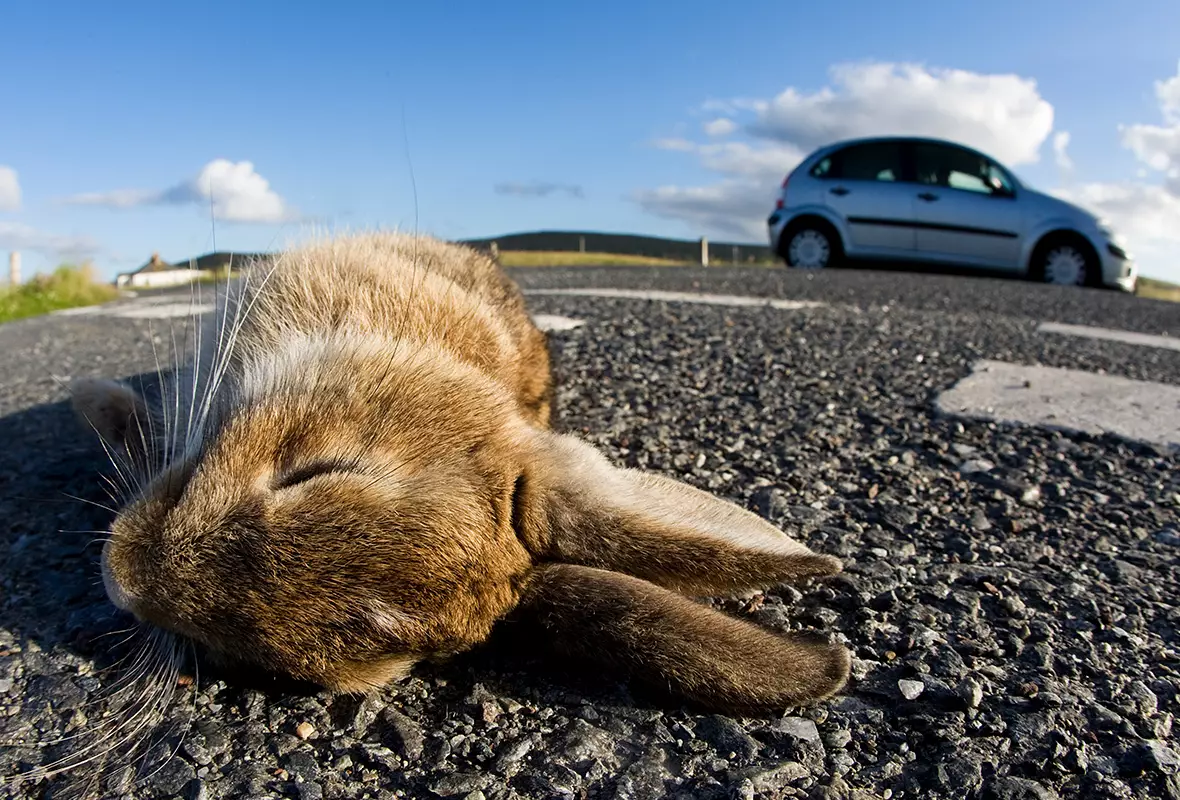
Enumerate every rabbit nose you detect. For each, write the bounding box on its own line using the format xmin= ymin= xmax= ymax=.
xmin=100 ymin=539 xmax=136 ymax=612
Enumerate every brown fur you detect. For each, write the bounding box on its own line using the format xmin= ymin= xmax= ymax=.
xmin=71 ymin=231 xmax=850 ymax=712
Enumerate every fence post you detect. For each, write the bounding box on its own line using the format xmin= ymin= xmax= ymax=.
xmin=8 ymin=251 xmax=19 ymax=285
xmin=579 ymin=236 xmax=585 ymax=253
xmin=700 ymin=237 xmax=709 ymax=267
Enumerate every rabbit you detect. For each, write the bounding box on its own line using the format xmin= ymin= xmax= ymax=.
xmin=69 ymin=230 xmax=851 ymax=716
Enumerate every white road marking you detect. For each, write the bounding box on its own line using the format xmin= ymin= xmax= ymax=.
xmin=531 ymin=314 xmax=586 ymax=331
xmin=50 ymin=306 xmax=102 ymax=316
xmin=109 ymin=303 xmax=216 ymax=319
xmin=1038 ymin=321 xmax=1180 ymax=353
xmin=936 ymin=359 xmax=1180 ymax=451
xmin=53 ymin=297 xmax=580 ymax=329
xmin=525 ymin=288 xmax=824 ymax=310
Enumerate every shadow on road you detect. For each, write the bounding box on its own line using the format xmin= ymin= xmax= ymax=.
xmin=0 ymin=367 xmax=647 ymax=726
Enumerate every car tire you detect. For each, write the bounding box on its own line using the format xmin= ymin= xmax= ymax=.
xmin=1030 ymin=234 xmax=1099 ymax=288
xmin=780 ymin=220 xmax=841 ymax=270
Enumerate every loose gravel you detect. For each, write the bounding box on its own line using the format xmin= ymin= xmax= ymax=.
xmin=1 ymin=266 xmax=1178 ymax=799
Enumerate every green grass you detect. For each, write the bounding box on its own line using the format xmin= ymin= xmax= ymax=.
xmin=1135 ymin=276 xmax=1180 ymax=303
xmin=0 ymin=263 xmax=121 ymax=323
xmin=496 ymin=250 xmax=693 ymax=267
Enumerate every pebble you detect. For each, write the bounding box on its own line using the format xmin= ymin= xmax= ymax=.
xmin=899 ymin=680 xmax=925 ymax=700
xmin=957 ymin=678 xmax=984 ymax=709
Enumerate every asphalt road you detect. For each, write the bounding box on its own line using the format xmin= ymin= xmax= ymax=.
xmin=1 ymin=265 xmax=1179 ymax=800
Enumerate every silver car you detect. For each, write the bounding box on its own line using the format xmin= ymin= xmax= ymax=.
xmin=766 ymin=136 xmax=1138 ymax=292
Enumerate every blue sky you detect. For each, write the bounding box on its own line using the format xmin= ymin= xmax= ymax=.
xmin=3 ymin=1 xmax=1180 ymax=281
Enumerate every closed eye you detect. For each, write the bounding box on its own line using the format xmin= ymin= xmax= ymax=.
xmin=272 ymin=458 xmax=363 ymax=490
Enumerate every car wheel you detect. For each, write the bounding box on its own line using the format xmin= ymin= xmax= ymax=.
xmin=782 ymin=224 xmax=838 ymax=269
xmin=1034 ymin=237 xmax=1097 ymax=287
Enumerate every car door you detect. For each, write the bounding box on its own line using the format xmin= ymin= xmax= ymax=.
xmin=820 ymin=141 xmax=917 ymax=256
xmin=909 ymin=142 xmax=1025 ymax=269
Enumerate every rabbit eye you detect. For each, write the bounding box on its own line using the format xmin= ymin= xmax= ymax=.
xmin=273 ymin=458 xmax=361 ymax=490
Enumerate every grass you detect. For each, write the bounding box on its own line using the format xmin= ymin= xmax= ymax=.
xmin=496 ymin=250 xmax=692 ymax=267
xmin=1135 ymin=276 xmax=1180 ymax=303
xmin=0 ymin=263 xmax=120 ymax=323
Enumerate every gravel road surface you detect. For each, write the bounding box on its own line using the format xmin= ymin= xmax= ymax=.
xmin=1 ymin=265 xmax=1178 ymax=800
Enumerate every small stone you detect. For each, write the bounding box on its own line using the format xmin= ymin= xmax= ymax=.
xmin=1000 ymin=596 xmax=1028 ymax=618
xmin=695 ymin=715 xmax=759 ymax=761
xmin=824 ymin=729 xmax=853 ymax=749
xmin=0 ymin=679 xmax=12 ymax=694
xmin=430 ymin=772 xmax=489 ymax=797
xmin=1142 ymin=741 xmax=1180 ymax=773
xmin=957 ymin=678 xmax=984 ymax=709
xmin=1154 ymin=529 xmax=1180 ymax=546
xmin=1020 ymin=485 xmax=1042 ymax=504
xmin=1126 ymin=680 xmax=1159 ymax=718
xmin=1062 ymin=743 xmax=1089 ymax=773
xmin=984 ymin=776 xmax=1055 ymax=799
xmin=899 ymin=679 xmax=925 ymax=700
xmin=958 ymin=459 xmax=995 ymax=475
xmin=738 ymin=761 xmax=808 ymax=793
xmin=769 ymin=716 xmax=821 ymax=744
xmin=294 ymin=721 xmax=316 ymax=740
xmin=380 ymin=707 xmax=425 ymax=760
xmin=969 ymin=509 xmax=992 ymax=531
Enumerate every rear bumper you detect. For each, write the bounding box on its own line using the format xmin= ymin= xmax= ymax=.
xmin=767 ymin=212 xmax=786 ymax=254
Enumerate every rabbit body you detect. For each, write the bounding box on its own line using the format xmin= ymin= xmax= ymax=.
xmin=71 ymin=232 xmax=850 ymax=713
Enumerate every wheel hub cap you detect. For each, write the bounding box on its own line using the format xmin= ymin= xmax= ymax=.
xmin=1045 ymin=247 xmax=1086 ymax=285
xmin=790 ymin=231 xmax=829 ymax=269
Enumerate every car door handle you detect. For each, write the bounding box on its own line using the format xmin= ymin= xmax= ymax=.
xmin=917 ymin=192 xmax=939 ymax=202
xmin=829 ymin=186 xmax=850 ymax=196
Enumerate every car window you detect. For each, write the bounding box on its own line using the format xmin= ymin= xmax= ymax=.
xmin=833 ymin=142 xmax=904 ymax=182
xmin=809 ymin=156 xmax=833 ymax=178
xmin=987 ymin=162 xmax=1015 ymax=193
xmin=913 ymin=143 xmax=1003 ymax=194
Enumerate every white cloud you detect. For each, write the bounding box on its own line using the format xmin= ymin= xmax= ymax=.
xmin=64 ymin=188 xmax=159 ymax=208
xmin=0 ymin=222 xmax=100 ymax=260
xmin=652 ymin=138 xmax=696 ymax=152
xmin=493 ymin=181 xmax=584 ymax=198
xmin=64 ymin=159 xmax=294 ymax=223
xmin=637 ymin=61 xmax=1057 ymax=242
xmin=1054 ymin=61 xmax=1180 ymax=281
xmin=1056 ymin=183 xmax=1180 ymax=245
xmin=636 ymin=180 xmax=778 ymax=241
xmin=747 ymin=62 xmax=1054 ymax=166
xmin=0 ymin=166 xmax=20 ymax=212
xmin=1120 ymin=122 xmax=1180 ymax=191
xmin=703 ymin=118 xmax=737 ymax=137
xmin=695 ymin=141 xmax=807 ymax=179
xmin=1053 ymin=131 xmax=1074 ymax=172
xmin=1156 ymin=60 xmax=1180 ymax=123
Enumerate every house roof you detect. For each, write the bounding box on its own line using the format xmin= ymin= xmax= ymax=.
xmin=131 ymin=252 xmax=191 ymax=275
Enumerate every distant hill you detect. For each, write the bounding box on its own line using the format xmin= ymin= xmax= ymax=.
xmin=164 ymin=230 xmax=776 ymax=272
xmin=174 ymin=251 xmax=277 ymax=271
xmin=460 ymin=230 xmax=775 ymax=264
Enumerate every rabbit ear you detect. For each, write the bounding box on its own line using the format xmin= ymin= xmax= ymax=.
xmin=513 ymin=430 xmax=842 ymax=597
xmin=515 ymin=564 xmax=849 ymax=713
